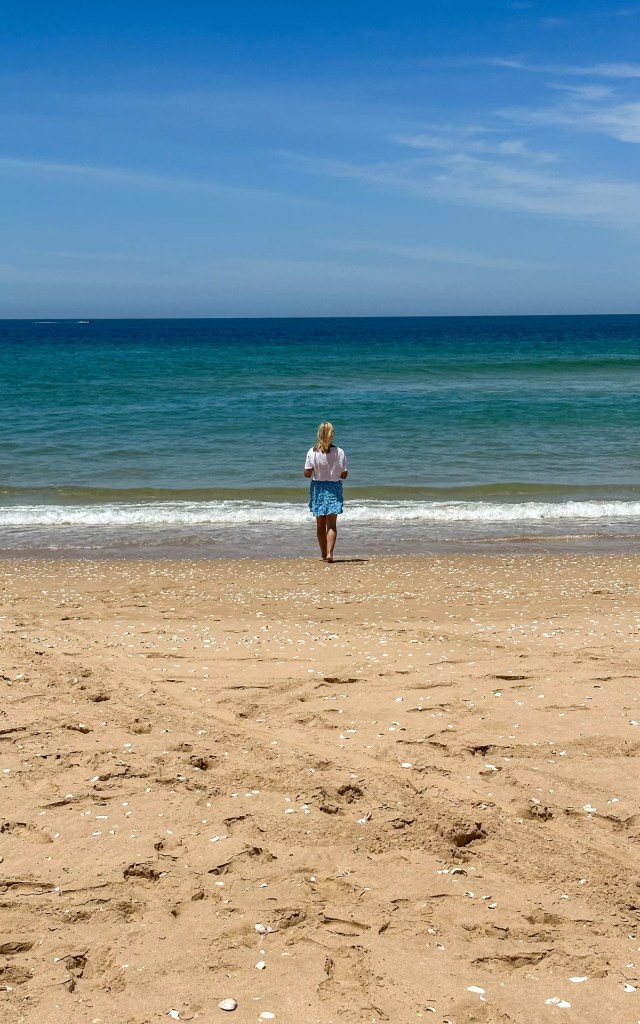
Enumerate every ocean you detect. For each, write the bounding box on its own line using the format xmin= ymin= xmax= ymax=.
xmin=1 ymin=315 xmax=639 ymax=557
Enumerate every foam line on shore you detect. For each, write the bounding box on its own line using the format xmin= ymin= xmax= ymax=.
xmin=3 ymin=498 xmax=640 ymax=527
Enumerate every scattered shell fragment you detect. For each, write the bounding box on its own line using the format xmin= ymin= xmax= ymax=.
xmin=255 ymin=961 xmax=266 ymax=970
xmin=569 ymin=977 xmax=588 ymax=983
xmin=623 ymin=983 xmax=637 ymax=993
xmin=582 ymin=804 xmax=597 ymax=813
xmin=219 ymin=998 xmax=238 ymax=1011
xmin=545 ymin=997 xmax=571 ymax=1008
xmin=467 ymin=986 xmax=485 ymax=995
xmin=258 ymin=1014 xmax=276 ymax=1021
xmin=167 ymin=1012 xmax=180 ymax=1021
xmin=254 ymin=923 xmax=275 ymax=935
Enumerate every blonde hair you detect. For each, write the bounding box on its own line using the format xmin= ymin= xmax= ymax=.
xmin=314 ymin=421 xmax=335 ymax=454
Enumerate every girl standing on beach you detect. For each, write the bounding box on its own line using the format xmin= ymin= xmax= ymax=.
xmin=304 ymin=422 xmax=348 ymax=562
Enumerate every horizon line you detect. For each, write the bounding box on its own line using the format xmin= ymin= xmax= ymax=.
xmin=2 ymin=311 xmax=640 ymax=322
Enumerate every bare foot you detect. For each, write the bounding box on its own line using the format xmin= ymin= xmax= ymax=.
xmin=326 ymin=554 xmax=334 ymax=563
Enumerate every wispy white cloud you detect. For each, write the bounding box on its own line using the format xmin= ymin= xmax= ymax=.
xmin=489 ymin=57 xmax=640 ymax=78
xmin=501 ymin=96 xmax=640 ymax=144
xmin=549 ymin=82 xmax=614 ymax=100
xmin=484 ymin=52 xmax=640 ymax=145
xmin=287 ymin=149 xmax=640 ymax=228
xmin=397 ymin=130 xmax=558 ymax=163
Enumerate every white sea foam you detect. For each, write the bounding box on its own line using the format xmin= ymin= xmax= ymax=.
xmin=2 ymin=499 xmax=640 ymax=528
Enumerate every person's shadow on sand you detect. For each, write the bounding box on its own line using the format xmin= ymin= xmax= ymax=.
xmin=325 ymin=558 xmax=368 ymax=564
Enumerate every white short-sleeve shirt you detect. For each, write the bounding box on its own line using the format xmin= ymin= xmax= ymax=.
xmin=305 ymin=445 xmax=347 ymax=481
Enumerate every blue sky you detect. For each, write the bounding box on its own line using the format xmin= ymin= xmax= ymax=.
xmin=2 ymin=1 xmax=640 ymax=316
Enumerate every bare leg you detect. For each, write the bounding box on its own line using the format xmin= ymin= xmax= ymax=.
xmin=315 ymin=515 xmax=328 ymax=559
xmin=325 ymin=514 xmax=338 ymax=562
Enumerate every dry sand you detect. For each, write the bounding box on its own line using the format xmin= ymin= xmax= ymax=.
xmin=1 ymin=554 xmax=639 ymax=1024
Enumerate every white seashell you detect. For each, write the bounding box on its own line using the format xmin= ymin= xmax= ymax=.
xmin=557 ymin=1001 xmax=571 ymax=1009
xmin=623 ymin=983 xmax=637 ymax=992
xmin=467 ymin=986 xmax=485 ymax=995
xmin=569 ymin=977 xmax=588 ymax=983
xmin=450 ymin=867 xmax=467 ymax=876
xmin=255 ymin=924 xmax=267 ymax=934
xmin=582 ymin=804 xmax=597 ymax=813
xmin=258 ymin=1014 xmax=276 ymax=1021
xmin=401 ymin=762 xmax=412 ymax=768
xmin=219 ymin=998 xmax=238 ymax=1011
xmin=167 ymin=1012 xmax=180 ymax=1021
xmin=255 ymin=961 xmax=266 ymax=970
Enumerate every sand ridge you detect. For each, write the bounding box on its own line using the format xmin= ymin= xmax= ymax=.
xmin=1 ymin=554 xmax=639 ymax=1023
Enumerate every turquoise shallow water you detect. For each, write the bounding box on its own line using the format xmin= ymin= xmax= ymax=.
xmin=1 ymin=315 xmax=639 ymax=555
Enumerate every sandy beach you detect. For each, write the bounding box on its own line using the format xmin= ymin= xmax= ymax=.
xmin=1 ymin=554 xmax=639 ymax=1023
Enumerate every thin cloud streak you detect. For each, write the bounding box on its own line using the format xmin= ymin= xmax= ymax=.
xmin=333 ymin=240 xmax=541 ymax=270
xmin=397 ymin=131 xmax=558 ymax=163
xmin=489 ymin=57 xmax=640 ymax=78
xmin=0 ymin=155 xmax=210 ymax=189
xmin=287 ymin=150 xmax=640 ymax=228
xmin=0 ymin=155 xmax=314 ymax=205
xmin=501 ymin=98 xmax=640 ymax=144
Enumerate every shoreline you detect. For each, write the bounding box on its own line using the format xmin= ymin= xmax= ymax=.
xmin=2 ymin=527 xmax=640 ymax=560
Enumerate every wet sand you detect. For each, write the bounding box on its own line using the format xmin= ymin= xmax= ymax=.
xmin=1 ymin=555 xmax=639 ymax=1023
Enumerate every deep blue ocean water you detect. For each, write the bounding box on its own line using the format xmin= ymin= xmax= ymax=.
xmin=1 ymin=315 xmax=639 ymax=556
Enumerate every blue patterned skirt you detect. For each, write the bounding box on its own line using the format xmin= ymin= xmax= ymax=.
xmin=309 ymin=480 xmax=344 ymax=517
